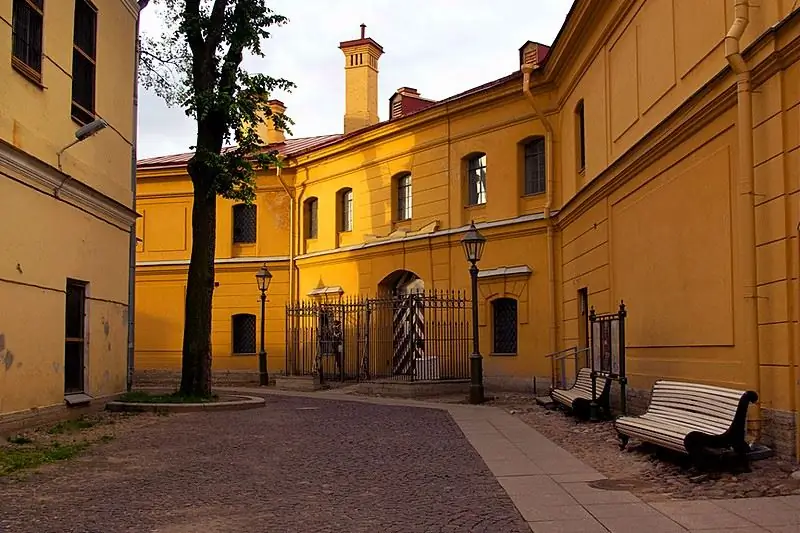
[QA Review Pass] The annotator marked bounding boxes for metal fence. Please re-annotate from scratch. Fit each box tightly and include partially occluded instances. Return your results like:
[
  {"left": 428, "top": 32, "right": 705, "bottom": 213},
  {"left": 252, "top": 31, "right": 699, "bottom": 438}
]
[{"left": 285, "top": 290, "right": 472, "bottom": 383}]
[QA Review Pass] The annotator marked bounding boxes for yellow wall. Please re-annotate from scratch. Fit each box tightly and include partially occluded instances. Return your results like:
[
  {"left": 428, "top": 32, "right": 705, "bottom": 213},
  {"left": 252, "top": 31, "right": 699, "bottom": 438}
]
[
  {"left": 0, "top": 0, "right": 139, "bottom": 416},
  {"left": 136, "top": 0, "right": 800, "bottom": 450}
]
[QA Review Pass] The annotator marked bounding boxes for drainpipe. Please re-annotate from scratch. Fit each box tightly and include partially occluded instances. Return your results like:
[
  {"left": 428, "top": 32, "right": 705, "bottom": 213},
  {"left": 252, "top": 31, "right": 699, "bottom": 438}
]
[
  {"left": 127, "top": 0, "right": 149, "bottom": 392},
  {"left": 294, "top": 175, "right": 308, "bottom": 300},
  {"left": 522, "top": 64, "right": 558, "bottom": 359},
  {"left": 794, "top": 222, "right": 800, "bottom": 461},
  {"left": 276, "top": 163, "right": 295, "bottom": 304},
  {"left": 725, "top": 0, "right": 761, "bottom": 440}
]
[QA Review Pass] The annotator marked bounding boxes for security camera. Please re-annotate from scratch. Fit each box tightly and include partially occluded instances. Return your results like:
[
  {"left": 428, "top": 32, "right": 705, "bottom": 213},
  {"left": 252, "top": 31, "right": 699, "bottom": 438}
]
[{"left": 75, "top": 119, "right": 108, "bottom": 141}]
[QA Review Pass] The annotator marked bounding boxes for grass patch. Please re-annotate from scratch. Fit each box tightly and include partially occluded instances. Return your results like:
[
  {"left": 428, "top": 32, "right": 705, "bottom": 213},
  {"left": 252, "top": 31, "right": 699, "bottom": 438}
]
[
  {"left": 0, "top": 442, "right": 88, "bottom": 476},
  {"left": 118, "top": 391, "right": 219, "bottom": 404}
]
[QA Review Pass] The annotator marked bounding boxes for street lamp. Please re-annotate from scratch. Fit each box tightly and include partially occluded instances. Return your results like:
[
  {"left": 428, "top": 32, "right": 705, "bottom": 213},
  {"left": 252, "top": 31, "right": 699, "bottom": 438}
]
[
  {"left": 461, "top": 220, "right": 486, "bottom": 404},
  {"left": 255, "top": 263, "right": 272, "bottom": 386}
]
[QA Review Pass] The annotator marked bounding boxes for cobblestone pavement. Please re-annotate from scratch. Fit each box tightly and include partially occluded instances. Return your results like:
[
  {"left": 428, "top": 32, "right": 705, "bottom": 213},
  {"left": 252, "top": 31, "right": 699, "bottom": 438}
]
[{"left": 0, "top": 395, "right": 529, "bottom": 533}]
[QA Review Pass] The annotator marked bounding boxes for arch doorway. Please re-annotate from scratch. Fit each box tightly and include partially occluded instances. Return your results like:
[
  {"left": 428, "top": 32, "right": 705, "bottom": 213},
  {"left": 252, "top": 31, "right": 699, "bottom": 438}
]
[{"left": 377, "top": 270, "right": 433, "bottom": 378}]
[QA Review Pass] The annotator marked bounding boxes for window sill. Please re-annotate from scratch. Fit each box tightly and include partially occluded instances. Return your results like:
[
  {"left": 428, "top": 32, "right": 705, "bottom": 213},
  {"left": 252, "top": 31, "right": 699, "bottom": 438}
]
[
  {"left": 490, "top": 352, "right": 518, "bottom": 357},
  {"left": 12, "top": 58, "right": 45, "bottom": 90},
  {"left": 464, "top": 203, "right": 487, "bottom": 210},
  {"left": 232, "top": 352, "right": 257, "bottom": 357},
  {"left": 522, "top": 191, "right": 546, "bottom": 198}
]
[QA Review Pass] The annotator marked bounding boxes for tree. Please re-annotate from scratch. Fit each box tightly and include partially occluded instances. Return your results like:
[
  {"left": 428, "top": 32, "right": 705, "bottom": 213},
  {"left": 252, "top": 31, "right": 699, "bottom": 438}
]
[{"left": 139, "top": 0, "right": 295, "bottom": 396}]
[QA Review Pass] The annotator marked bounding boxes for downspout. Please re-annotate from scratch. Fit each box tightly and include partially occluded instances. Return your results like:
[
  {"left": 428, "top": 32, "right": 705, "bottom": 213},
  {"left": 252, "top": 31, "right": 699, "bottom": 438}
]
[
  {"left": 794, "top": 223, "right": 800, "bottom": 460},
  {"left": 725, "top": 0, "right": 761, "bottom": 440},
  {"left": 127, "top": 0, "right": 149, "bottom": 392},
  {"left": 294, "top": 175, "right": 308, "bottom": 301},
  {"left": 276, "top": 163, "right": 294, "bottom": 304},
  {"left": 522, "top": 64, "right": 558, "bottom": 358}
]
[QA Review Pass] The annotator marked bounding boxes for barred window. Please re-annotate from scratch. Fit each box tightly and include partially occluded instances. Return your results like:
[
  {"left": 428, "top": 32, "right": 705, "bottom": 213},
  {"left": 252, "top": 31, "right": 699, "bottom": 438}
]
[
  {"left": 524, "top": 137, "right": 546, "bottom": 195},
  {"left": 340, "top": 188, "right": 353, "bottom": 232},
  {"left": 467, "top": 153, "right": 487, "bottom": 206},
  {"left": 492, "top": 298, "right": 518, "bottom": 355},
  {"left": 233, "top": 203, "right": 257, "bottom": 244},
  {"left": 396, "top": 173, "right": 412, "bottom": 221},
  {"left": 71, "top": 0, "right": 97, "bottom": 125},
  {"left": 11, "top": 0, "right": 44, "bottom": 81},
  {"left": 305, "top": 197, "right": 318, "bottom": 239},
  {"left": 232, "top": 314, "right": 257, "bottom": 354}
]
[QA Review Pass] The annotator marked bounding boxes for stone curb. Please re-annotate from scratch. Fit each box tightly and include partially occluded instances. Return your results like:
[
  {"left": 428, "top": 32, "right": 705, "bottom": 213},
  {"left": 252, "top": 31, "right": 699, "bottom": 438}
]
[{"left": 106, "top": 395, "right": 266, "bottom": 413}]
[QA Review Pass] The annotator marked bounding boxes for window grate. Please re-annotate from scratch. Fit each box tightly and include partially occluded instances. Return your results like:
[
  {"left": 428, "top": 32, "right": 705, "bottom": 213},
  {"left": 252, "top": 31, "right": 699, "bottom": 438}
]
[
  {"left": 467, "top": 154, "right": 487, "bottom": 205},
  {"left": 12, "top": 0, "right": 44, "bottom": 79},
  {"left": 524, "top": 138, "right": 546, "bottom": 195},
  {"left": 232, "top": 314, "right": 257, "bottom": 354},
  {"left": 71, "top": 0, "right": 96, "bottom": 124},
  {"left": 492, "top": 298, "right": 518, "bottom": 354},
  {"left": 233, "top": 204, "right": 257, "bottom": 244},
  {"left": 397, "top": 173, "right": 412, "bottom": 221}
]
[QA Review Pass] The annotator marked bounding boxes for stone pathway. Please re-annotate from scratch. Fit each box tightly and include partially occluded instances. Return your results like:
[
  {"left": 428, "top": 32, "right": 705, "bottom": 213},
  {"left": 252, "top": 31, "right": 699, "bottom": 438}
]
[{"left": 1, "top": 387, "right": 799, "bottom": 532}]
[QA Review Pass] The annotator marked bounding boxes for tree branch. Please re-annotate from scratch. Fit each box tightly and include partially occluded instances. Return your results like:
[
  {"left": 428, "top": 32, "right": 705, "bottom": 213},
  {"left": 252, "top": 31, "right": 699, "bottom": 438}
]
[
  {"left": 218, "top": 1, "right": 250, "bottom": 95},
  {"left": 206, "top": 0, "right": 229, "bottom": 52}
]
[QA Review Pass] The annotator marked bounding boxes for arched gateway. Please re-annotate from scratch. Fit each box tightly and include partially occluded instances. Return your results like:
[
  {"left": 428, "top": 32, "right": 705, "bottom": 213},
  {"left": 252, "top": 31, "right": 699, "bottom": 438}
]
[{"left": 377, "top": 270, "right": 427, "bottom": 377}]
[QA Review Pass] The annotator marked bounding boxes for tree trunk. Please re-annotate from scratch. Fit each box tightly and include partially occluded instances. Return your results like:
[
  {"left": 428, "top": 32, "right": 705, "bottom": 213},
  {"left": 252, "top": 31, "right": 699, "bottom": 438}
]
[{"left": 180, "top": 181, "right": 217, "bottom": 397}]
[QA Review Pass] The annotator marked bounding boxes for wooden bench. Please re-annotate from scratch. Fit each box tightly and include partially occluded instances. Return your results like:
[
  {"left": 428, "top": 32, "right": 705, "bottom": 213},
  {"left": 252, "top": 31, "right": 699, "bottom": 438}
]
[
  {"left": 550, "top": 367, "right": 612, "bottom": 419},
  {"left": 614, "top": 380, "right": 758, "bottom": 466}
]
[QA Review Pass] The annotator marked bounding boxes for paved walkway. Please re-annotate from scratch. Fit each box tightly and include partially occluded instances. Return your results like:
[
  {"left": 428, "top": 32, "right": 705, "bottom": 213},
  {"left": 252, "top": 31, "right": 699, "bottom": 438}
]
[{"left": 1, "top": 388, "right": 799, "bottom": 532}]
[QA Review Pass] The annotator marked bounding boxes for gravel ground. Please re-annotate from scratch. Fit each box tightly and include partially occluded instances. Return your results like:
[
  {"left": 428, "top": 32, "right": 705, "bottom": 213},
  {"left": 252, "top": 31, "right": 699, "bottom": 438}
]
[
  {"left": 484, "top": 392, "right": 800, "bottom": 502},
  {"left": 0, "top": 395, "right": 529, "bottom": 533}
]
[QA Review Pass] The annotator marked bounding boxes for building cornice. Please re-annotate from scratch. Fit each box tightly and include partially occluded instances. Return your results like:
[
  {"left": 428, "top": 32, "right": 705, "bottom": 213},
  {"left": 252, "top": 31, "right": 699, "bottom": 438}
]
[
  {"left": 136, "top": 256, "right": 289, "bottom": 268},
  {"left": 0, "top": 140, "right": 137, "bottom": 231},
  {"left": 121, "top": 0, "right": 141, "bottom": 17}
]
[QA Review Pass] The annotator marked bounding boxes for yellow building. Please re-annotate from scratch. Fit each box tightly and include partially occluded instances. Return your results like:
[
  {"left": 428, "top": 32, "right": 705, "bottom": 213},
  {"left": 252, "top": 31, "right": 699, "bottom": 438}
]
[
  {"left": 0, "top": 0, "right": 143, "bottom": 421},
  {"left": 136, "top": 0, "right": 800, "bottom": 457}
]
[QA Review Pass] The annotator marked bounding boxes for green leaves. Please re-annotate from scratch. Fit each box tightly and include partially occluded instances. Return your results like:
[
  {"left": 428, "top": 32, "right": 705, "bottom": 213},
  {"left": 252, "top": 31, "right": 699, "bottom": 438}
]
[{"left": 139, "top": 0, "right": 296, "bottom": 202}]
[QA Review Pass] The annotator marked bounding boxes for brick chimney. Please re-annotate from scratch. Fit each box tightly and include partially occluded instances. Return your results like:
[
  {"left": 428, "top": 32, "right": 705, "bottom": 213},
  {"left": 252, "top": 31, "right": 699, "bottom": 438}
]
[
  {"left": 339, "top": 24, "right": 384, "bottom": 134},
  {"left": 253, "top": 99, "right": 286, "bottom": 145},
  {"left": 389, "top": 87, "right": 436, "bottom": 120}
]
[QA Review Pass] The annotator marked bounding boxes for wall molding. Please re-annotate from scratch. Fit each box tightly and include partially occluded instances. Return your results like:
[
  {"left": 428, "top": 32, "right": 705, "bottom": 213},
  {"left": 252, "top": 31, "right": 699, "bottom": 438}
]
[
  {"left": 0, "top": 140, "right": 137, "bottom": 231},
  {"left": 137, "top": 256, "right": 290, "bottom": 268}
]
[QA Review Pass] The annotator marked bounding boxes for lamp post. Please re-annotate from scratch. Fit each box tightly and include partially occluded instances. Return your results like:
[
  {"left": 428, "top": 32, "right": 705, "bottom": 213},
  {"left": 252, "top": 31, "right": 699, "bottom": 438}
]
[
  {"left": 461, "top": 220, "right": 486, "bottom": 404},
  {"left": 255, "top": 263, "right": 272, "bottom": 386}
]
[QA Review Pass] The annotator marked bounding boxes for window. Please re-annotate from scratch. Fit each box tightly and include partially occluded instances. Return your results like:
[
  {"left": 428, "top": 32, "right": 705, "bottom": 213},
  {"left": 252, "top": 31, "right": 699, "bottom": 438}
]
[
  {"left": 11, "top": 0, "right": 44, "bottom": 81},
  {"left": 396, "top": 173, "right": 412, "bottom": 221},
  {"left": 524, "top": 137, "right": 546, "bottom": 195},
  {"left": 492, "top": 298, "right": 518, "bottom": 355},
  {"left": 65, "top": 279, "right": 87, "bottom": 393},
  {"left": 467, "top": 153, "right": 487, "bottom": 206},
  {"left": 305, "top": 197, "right": 318, "bottom": 239},
  {"left": 232, "top": 314, "right": 257, "bottom": 354},
  {"left": 576, "top": 99, "right": 586, "bottom": 172},
  {"left": 339, "top": 188, "right": 353, "bottom": 232},
  {"left": 232, "top": 203, "right": 257, "bottom": 244},
  {"left": 71, "top": 0, "right": 97, "bottom": 125}
]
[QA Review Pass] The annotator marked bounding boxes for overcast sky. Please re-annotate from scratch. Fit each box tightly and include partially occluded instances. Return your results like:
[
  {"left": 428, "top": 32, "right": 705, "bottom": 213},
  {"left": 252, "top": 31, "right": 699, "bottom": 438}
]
[{"left": 136, "top": 0, "right": 574, "bottom": 159}]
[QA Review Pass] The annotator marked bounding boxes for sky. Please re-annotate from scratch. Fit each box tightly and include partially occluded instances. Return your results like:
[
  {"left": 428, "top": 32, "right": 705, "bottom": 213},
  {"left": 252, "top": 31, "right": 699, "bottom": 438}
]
[{"left": 136, "top": 0, "right": 574, "bottom": 159}]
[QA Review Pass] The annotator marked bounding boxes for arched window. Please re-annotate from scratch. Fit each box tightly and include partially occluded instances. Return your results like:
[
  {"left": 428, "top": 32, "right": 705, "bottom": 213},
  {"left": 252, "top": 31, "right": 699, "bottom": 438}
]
[
  {"left": 396, "top": 173, "right": 412, "bottom": 221},
  {"left": 523, "top": 137, "right": 546, "bottom": 195},
  {"left": 339, "top": 188, "right": 353, "bottom": 232},
  {"left": 305, "top": 197, "right": 318, "bottom": 239},
  {"left": 466, "top": 153, "right": 487, "bottom": 205},
  {"left": 575, "top": 99, "right": 586, "bottom": 172},
  {"left": 492, "top": 298, "right": 518, "bottom": 355},
  {"left": 232, "top": 203, "right": 257, "bottom": 244},
  {"left": 232, "top": 313, "right": 256, "bottom": 354}
]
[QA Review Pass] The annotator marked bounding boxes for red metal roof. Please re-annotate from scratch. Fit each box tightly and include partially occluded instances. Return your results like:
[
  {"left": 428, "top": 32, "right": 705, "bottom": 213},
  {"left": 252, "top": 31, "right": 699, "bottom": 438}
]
[{"left": 136, "top": 134, "right": 343, "bottom": 170}]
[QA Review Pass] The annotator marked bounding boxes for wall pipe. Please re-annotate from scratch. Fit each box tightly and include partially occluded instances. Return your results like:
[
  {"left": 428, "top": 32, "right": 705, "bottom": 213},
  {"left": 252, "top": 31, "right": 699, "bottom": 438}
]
[
  {"left": 725, "top": 0, "right": 761, "bottom": 440},
  {"left": 522, "top": 64, "right": 558, "bottom": 360},
  {"left": 794, "top": 223, "right": 800, "bottom": 460},
  {"left": 127, "top": 0, "right": 149, "bottom": 392},
  {"left": 276, "top": 163, "right": 295, "bottom": 304}
]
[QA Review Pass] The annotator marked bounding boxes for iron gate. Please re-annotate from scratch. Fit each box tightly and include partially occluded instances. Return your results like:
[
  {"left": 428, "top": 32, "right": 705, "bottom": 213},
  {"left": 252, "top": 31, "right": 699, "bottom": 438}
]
[{"left": 285, "top": 290, "right": 471, "bottom": 382}]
